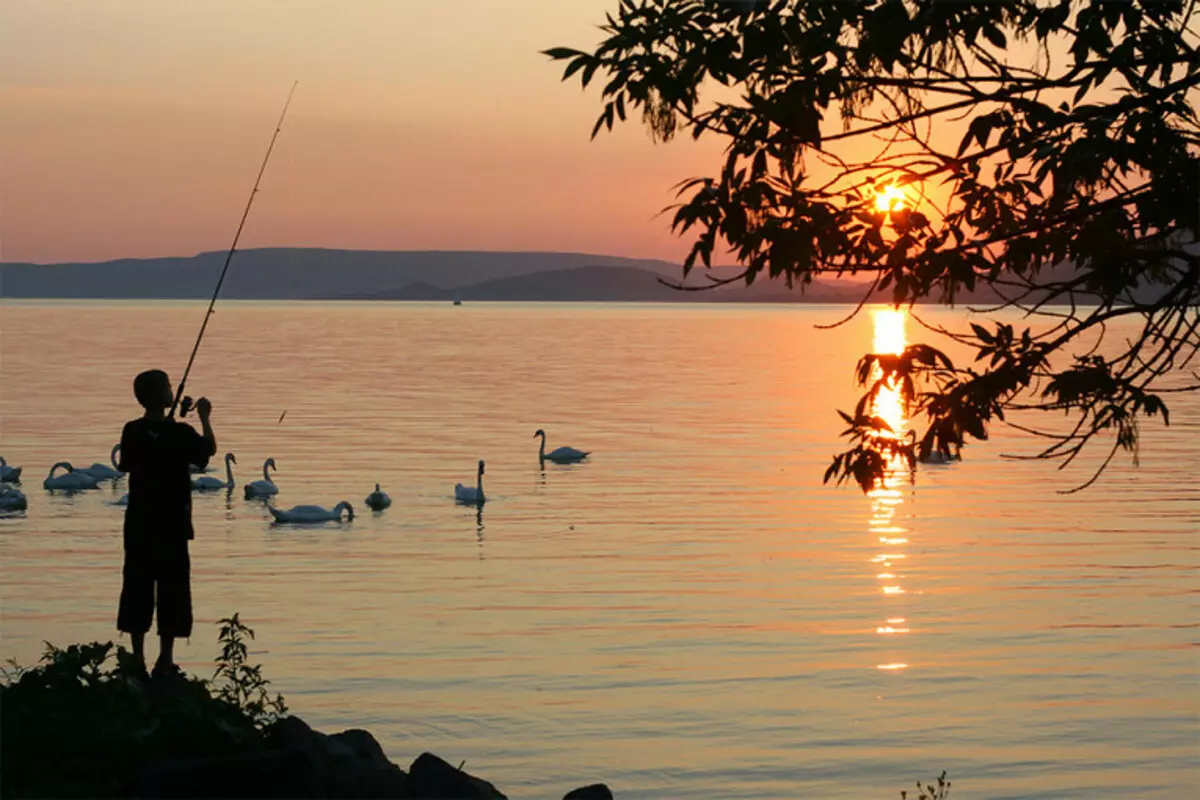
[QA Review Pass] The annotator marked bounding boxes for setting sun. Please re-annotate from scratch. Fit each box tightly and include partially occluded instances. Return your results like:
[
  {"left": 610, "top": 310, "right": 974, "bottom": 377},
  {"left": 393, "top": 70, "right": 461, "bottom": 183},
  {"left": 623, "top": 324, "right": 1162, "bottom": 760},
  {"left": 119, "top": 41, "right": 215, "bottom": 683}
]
[{"left": 874, "top": 184, "right": 907, "bottom": 213}]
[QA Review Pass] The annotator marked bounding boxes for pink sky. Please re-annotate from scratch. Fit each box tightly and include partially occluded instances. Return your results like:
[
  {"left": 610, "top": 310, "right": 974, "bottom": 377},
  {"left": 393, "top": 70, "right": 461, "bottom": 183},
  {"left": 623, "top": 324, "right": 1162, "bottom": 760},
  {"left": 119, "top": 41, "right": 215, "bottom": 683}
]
[{"left": 1, "top": 1, "right": 724, "bottom": 264}]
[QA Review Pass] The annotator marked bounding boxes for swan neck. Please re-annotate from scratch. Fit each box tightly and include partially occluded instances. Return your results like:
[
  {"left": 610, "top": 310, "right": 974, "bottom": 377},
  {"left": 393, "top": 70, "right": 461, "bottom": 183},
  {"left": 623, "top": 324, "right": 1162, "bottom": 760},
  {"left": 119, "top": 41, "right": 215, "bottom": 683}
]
[
  {"left": 263, "top": 462, "right": 272, "bottom": 482},
  {"left": 111, "top": 444, "right": 121, "bottom": 469},
  {"left": 225, "top": 455, "right": 235, "bottom": 486}
]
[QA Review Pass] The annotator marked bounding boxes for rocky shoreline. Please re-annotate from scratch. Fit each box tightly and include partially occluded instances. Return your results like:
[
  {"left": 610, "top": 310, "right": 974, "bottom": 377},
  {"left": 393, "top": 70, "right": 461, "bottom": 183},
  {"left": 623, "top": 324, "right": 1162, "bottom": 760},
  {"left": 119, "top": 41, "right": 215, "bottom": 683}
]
[
  {"left": 133, "top": 714, "right": 613, "bottom": 800},
  {"left": 0, "top": 632, "right": 616, "bottom": 800}
]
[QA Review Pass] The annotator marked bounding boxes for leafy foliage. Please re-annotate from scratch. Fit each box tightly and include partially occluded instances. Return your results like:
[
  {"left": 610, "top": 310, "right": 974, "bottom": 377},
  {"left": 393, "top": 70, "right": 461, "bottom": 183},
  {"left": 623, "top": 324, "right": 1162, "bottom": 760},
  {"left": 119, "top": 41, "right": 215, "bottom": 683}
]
[
  {"left": 902, "top": 770, "right": 951, "bottom": 800},
  {"left": 0, "top": 616, "right": 286, "bottom": 798},
  {"left": 549, "top": 0, "right": 1200, "bottom": 491},
  {"left": 213, "top": 613, "right": 288, "bottom": 728}
]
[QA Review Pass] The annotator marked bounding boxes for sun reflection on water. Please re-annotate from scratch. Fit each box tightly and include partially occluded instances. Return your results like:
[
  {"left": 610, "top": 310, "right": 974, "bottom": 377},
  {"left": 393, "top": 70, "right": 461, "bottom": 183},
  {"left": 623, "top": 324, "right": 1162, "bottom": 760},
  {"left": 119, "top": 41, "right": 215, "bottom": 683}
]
[{"left": 868, "top": 309, "right": 913, "bottom": 671}]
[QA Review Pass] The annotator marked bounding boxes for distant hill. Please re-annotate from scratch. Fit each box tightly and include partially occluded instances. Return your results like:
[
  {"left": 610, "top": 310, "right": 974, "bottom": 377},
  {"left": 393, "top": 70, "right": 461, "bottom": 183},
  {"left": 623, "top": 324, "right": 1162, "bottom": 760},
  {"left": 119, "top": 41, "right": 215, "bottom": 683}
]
[
  {"left": 0, "top": 248, "right": 878, "bottom": 303},
  {"left": 0, "top": 249, "right": 686, "bottom": 300},
  {"left": 334, "top": 265, "right": 688, "bottom": 302},
  {"left": 0, "top": 247, "right": 1170, "bottom": 305}
]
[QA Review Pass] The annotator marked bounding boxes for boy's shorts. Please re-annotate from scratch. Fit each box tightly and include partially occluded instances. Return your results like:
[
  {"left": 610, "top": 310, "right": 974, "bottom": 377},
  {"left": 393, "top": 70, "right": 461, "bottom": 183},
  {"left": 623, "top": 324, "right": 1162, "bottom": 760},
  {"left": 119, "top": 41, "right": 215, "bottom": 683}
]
[{"left": 117, "top": 536, "right": 192, "bottom": 639}]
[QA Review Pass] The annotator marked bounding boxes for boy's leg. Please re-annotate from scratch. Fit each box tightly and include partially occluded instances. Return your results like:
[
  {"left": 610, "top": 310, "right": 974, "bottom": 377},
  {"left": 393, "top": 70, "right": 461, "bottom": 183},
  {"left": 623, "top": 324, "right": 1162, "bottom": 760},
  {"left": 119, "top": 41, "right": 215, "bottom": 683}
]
[
  {"left": 157, "top": 634, "right": 175, "bottom": 671},
  {"left": 117, "top": 545, "right": 154, "bottom": 674},
  {"left": 154, "top": 538, "right": 193, "bottom": 674}
]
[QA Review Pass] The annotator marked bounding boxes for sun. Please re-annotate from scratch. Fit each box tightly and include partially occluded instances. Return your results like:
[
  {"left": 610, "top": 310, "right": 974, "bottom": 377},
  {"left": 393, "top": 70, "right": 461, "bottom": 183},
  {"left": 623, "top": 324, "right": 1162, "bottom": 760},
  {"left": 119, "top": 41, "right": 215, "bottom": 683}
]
[{"left": 874, "top": 184, "right": 907, "bottom": 213}]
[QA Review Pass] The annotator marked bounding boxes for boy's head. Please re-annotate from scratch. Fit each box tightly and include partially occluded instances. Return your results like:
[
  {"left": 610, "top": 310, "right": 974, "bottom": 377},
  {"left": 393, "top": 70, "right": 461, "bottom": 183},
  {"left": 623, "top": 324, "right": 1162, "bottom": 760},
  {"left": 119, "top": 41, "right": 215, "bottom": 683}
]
[{"left": 133, "top": 369, "right": 174, "bottom": 410}]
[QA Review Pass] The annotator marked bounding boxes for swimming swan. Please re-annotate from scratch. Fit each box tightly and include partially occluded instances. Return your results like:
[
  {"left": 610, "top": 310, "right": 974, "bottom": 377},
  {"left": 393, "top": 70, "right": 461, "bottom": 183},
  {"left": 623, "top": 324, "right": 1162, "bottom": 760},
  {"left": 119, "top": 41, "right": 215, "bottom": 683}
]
[
  {"left": 364, "top": 483, "right": 392, "bottom": 511},
  {"left": 243, "top": 458, "right": 279, "bottom": 498},
  {"left": 0, "top": 457, "right": 22, "bottom": 483},
  {"left": 193, "top": 453, "right": 237, "bottom": 491},
  {"left": 43, "top": 462, "right": 100, "bottom": 491},
  {"left": 919, "top": 450, "right": 962, "bottom": 465},
  {"left": 269, "top": 502, "right": 354, "bottom": 524},
  {"left": 75, "top": 444, "right": 123, "bottom": 480},
  {"left": 0, "top": 485, "right": 27, "bottom": 512},
  {"left": 455, "top": 460, "right": 486, "bottom": 504},
  {"left": 535, "top": 429, "right": 590, "bottom": 464}
]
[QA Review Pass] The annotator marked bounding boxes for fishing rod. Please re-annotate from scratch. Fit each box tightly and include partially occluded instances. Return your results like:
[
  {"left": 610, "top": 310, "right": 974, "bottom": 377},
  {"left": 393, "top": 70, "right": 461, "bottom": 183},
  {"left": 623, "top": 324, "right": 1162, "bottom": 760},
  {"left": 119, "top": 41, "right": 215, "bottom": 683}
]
[{"left": 170, "top": 81, "right": 298, "bottom": 419}]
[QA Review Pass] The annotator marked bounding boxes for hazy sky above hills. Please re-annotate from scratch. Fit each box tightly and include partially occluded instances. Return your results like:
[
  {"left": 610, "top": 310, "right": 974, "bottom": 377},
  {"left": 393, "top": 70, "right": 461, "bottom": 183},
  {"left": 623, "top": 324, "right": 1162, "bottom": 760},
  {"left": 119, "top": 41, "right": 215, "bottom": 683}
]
[{"left": 2, "top": 1, "right": 725, "bottom": 264}]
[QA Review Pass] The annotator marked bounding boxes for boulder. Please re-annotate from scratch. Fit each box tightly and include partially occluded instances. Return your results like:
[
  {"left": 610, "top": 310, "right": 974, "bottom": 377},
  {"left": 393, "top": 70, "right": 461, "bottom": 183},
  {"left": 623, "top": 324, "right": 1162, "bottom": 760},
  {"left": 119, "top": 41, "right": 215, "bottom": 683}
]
[
  {"left": 407, "top": 752, "right": 507, "bottom": 799},
  {"left": 564, "top": 784, "right": 614, "bottom": 800},
  {"left": 330, "top": 728, "right": 392, "bottom": 767},
  {"left": 132, "top": 748, "right": 318, "bottom": 798},
  {"left": 267, "top": 716, "right": 409, "bottom": 798},
  {"left": 356, "top": 763, "right": 412, "bottom": 798}
]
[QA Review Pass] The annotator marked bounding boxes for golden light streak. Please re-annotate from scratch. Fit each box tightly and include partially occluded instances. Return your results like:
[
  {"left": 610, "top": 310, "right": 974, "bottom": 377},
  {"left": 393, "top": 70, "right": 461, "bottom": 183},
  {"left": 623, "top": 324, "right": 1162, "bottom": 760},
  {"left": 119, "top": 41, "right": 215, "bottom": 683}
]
[{"left": 869, "top": 308, "right": 916, "bottom": 665}]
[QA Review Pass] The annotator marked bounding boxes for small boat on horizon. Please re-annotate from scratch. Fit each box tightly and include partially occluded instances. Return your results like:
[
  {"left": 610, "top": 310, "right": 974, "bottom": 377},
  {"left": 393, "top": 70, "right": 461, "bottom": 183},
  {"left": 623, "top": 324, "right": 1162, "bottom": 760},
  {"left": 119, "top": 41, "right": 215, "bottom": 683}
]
[{"left": 453, "top": 289, "right": 462, "bottom": 305}]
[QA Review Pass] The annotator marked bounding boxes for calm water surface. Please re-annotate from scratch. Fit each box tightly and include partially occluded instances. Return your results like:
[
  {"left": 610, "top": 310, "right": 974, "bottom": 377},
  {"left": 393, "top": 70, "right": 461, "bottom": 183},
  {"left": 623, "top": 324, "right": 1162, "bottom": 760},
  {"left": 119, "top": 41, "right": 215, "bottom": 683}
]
[{"left": 1, "top": 301, "right": 1196, "bottom": 799}]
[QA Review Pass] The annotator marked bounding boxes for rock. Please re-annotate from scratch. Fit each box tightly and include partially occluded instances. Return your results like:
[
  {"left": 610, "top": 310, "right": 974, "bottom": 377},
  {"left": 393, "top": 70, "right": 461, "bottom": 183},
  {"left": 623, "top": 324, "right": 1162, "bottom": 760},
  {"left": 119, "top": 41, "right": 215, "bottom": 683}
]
[
  {"left": 132, "top": 748, "right": 318, "bottom": 798},
  {"left": 357, "top": 763, "right": 411, "bottom": 798},
  {"left": 267, "top": 716, "right": 409, "bottom": 798},
  {"left": 330, "top": 728, "right": 392, "bottom": 766},
  {"left": 564, "top": 784, "right": 614, "bottom": 800},
  {"left": 408, "top": 752, "right": 507, "bottom": 799}
]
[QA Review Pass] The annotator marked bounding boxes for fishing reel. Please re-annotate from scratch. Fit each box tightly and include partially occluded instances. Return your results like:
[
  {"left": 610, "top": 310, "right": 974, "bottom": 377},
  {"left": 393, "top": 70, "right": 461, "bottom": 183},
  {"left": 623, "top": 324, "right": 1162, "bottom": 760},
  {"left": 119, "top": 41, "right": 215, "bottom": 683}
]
[{"left": 178, "top": 396, "right": 195, "bottom": 417}]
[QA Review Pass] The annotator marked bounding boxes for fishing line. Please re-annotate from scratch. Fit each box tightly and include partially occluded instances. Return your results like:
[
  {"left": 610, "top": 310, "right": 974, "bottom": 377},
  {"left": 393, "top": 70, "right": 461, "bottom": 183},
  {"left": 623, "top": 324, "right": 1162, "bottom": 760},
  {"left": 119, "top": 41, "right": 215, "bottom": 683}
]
[{"left": 170, "top": 81, "right": 299, "bottom": 418}]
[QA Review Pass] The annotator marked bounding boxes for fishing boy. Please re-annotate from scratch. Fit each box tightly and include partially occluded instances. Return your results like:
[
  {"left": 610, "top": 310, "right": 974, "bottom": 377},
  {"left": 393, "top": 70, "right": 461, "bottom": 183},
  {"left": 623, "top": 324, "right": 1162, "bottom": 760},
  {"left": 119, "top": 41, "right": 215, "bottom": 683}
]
[{"left": 116, "top": 369, "right": 216, "bottom": 679}]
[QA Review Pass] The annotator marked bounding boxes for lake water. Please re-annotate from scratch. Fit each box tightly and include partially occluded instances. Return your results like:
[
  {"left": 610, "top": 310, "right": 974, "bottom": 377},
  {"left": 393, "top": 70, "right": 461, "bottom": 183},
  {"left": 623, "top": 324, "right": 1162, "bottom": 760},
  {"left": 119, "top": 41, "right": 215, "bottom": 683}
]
[{"left": 0, "top": 301, "right": 1196, "bottom": 799}]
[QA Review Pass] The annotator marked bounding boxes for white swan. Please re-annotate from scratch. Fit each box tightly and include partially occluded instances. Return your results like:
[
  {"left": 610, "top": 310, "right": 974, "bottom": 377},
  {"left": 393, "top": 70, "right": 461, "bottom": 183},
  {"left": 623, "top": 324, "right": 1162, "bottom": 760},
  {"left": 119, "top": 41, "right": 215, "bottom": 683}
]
[
  {"left": 75, "top": 444, "right": 123, "bottom": 480},
  {"left": 193, "top": 453, "right": 237, "bottom": 491},
  {"left": 0, "top": 457, "right": 22, "bottom": 483},
  {"left": 364, "top": 483, "right": 391, "bottom": 511},
  {"left": 269, "top": 502, "right": 354, "bottom": 524},
  {"left": 243, "top": 458, "right": 279, "bottom": 498},
  {"left": 455, "top": 460, "right": 486, "bottom": 504},
  {"left": 43, "top": 462, "right": 100, "bottom": 491},
  {"left": 535, "top": 429, "right": 590, "bottom": 464},
  {"left": 0, "top": 485, "right": 27, "bottom": 512}
]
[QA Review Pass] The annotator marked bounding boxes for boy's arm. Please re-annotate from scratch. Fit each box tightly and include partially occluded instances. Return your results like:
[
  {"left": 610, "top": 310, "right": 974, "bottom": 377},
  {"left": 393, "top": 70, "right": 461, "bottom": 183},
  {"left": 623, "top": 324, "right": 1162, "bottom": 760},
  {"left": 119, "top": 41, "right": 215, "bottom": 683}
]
[
  {"left": 195, "top": 398, "right": 217, "bottom": 457},
  {"left": 116, "top": 423, "right": 137, "bottom": 473}
]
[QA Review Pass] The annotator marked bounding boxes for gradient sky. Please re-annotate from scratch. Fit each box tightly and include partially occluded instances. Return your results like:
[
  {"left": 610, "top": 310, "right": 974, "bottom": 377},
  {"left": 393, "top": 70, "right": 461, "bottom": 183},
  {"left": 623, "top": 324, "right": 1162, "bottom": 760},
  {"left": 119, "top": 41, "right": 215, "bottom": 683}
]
[{"left": 1, "top": 1, "right": 725, "bottom": 264}]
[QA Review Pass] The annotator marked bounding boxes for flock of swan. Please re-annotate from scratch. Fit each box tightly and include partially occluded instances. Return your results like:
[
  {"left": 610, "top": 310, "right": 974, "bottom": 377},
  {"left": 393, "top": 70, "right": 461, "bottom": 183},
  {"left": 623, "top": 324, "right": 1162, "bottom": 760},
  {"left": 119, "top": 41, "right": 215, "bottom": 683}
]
[{"left": 0, "top": 429, "right": 592, "bottom": 523}]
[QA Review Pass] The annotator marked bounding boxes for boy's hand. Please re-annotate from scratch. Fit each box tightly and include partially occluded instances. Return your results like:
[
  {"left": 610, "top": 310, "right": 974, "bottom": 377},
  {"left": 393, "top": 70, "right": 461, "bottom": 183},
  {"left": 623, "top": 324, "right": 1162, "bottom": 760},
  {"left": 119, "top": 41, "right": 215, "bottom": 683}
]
[{"left": 195, "top": 397, "right": 213, "bottom": 420}]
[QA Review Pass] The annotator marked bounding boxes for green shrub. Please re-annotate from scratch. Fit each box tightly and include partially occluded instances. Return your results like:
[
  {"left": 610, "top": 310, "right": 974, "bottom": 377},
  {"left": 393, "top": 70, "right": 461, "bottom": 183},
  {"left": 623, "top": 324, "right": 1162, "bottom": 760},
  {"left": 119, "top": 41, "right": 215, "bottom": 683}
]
[
  {"left": 903, "top": 771, "right": 951, "bottom": 799},
  {"left": 0, "top": 615, "right": 286, "bottom": 798}
]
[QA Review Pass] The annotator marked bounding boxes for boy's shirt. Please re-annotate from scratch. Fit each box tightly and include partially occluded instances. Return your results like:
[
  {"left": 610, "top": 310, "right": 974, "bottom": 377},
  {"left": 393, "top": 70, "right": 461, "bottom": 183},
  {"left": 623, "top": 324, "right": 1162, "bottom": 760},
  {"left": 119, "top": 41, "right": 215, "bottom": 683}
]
[{"left": 119, "top": 418, "right": 211, "bottom": 543}]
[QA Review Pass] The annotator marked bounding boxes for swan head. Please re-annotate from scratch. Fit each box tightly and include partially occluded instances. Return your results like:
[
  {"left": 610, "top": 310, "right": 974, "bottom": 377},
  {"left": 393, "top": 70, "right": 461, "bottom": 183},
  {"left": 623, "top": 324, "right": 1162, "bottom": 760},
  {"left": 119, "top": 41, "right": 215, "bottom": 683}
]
[
  {"left": 226, "top": 453, "right": 237, "bottom": 465},
  {"left": 374, "top": 483, "right": 381, "bottom": 492},
  {"left": 478, "top": 459, "right": 486, "bottom": 476},
  {"left": 336, "top": 501, "right": 355, "bottom": 521},
  {"left": 264, "top": 457, "right": 277, "bottom": 472},
  {"left": 534, "top": 429, "right": 545, "bottom": 438}
]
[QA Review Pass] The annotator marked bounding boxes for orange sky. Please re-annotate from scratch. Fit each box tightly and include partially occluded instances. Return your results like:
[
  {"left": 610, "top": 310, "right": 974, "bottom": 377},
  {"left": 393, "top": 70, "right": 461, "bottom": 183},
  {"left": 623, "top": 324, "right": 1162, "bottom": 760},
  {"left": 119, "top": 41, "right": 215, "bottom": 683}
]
[{"left": 0, "top": 1, "right": 724, "bottom": 264}]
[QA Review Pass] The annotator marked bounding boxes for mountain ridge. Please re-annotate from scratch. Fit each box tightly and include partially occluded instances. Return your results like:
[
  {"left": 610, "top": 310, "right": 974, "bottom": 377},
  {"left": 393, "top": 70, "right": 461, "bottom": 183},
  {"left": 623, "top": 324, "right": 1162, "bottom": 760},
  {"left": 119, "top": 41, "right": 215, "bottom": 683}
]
[
  {"left": 0, "top": 248, "right": 866, "bottom": 302},
  {"left": 3, "top": 247, "right": 1156, "bottom": 305}
]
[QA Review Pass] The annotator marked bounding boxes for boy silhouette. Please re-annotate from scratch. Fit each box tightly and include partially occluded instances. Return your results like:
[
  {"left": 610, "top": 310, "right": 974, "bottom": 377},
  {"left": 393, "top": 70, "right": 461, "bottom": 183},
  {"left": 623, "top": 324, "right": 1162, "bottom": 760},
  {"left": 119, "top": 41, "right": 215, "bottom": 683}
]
[{"left": 116, "top": 369, "right": 216, "bottom": 678}]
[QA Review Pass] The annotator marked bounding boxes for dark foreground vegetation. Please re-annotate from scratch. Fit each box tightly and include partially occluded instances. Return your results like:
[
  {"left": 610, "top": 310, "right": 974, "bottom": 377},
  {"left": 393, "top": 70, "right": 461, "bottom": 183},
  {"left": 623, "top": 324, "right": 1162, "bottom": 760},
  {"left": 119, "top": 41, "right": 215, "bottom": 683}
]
[{"left": 1, "top": 615, "right": 946, "bottom": 799}]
